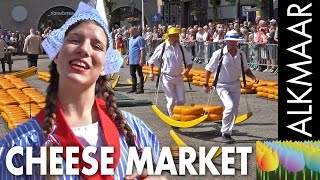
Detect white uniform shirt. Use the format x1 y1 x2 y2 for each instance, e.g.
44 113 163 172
148 42 193 77
205 46 249 84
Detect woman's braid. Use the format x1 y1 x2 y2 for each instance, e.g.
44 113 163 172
96 75 136 146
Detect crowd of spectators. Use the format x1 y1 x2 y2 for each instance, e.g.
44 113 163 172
0 27 52 55
108 16 278 73
1 16 278 73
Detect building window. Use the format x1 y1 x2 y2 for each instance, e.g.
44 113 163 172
38 6 75 32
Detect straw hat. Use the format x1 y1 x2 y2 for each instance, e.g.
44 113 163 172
167 27 180 35
223 29 243 41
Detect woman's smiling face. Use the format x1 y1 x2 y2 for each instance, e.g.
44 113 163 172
55 21 108 86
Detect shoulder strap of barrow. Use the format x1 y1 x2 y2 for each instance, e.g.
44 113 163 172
213 44 226 89
155 43 167 89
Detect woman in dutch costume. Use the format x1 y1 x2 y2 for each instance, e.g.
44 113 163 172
0 1 164 179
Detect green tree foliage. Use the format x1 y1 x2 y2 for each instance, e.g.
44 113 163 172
209 0 218 22
103 0 116 19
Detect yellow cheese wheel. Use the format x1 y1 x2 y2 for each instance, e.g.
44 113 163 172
241 81 254 89
180 106 204 115
180 114 202 121
1 112 9 122
267 82 278 86
171 114 181 121
253 83 267 87
192 76 198 80
194 104 224 114
256 87 264 92
257 92 264 97
268 94 275 99
207 114 223 121
263 87 271 93
241 88 254 94
192 80 198 84
267 87 277 94
3 75 17 79
173 105 191 114
38 103 46 108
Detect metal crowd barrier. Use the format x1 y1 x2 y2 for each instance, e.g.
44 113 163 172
181 41 225 64
242 43 278 74
190 41 278 74
143 38 278 74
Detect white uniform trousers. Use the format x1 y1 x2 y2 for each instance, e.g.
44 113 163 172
216 80 241 135
161 74 186 116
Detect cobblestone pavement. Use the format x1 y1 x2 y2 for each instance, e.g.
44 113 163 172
0 55 278 179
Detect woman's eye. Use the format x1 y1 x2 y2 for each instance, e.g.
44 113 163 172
93 45 103 51
70 39 79 43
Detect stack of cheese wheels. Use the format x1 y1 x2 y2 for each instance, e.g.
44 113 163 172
10 78 30 89
14 66 37 79
19 103 42 117
190 69 214 86
171 146 179 158
22 88 46 104
0 89 18 105
3 74 17 80
172 105 205 121
142 66 159 76
194 104 224 122
38 71 51 82
240 80 255 94
0 79 16 90
38 103 46 108
0 105 29 130
256 81 278 100
7 88 34 104
252 80 268 93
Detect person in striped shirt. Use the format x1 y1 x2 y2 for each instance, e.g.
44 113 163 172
0 1 164 180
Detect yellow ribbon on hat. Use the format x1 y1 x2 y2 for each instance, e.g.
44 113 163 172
167 27 180 35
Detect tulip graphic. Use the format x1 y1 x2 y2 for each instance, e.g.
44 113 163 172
285 149 305 173
261 149 279 172
306 151 320 180
256 142 266 179
256 148 264 168
278 146 288 166
259 149 279 180
284 149 306 180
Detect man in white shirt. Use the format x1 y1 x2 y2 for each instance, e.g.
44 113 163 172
148 27 193 116
23 28 43 68
203 30 259 143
